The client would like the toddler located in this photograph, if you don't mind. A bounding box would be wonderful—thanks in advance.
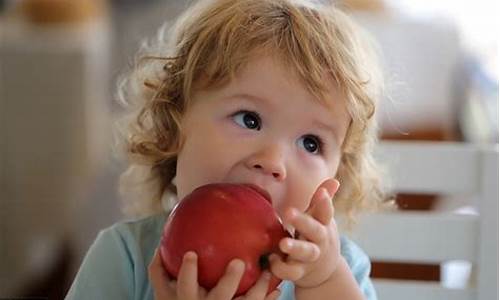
[66,0,386,299]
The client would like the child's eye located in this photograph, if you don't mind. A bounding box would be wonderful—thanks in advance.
[232,110,261,130]
[298,135,323,155]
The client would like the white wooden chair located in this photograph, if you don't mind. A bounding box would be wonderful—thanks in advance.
[350,141,499,300]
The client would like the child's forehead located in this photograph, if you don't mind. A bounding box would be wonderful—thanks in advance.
[228,54,343,106]
[193,52,350,125]
[209,56,348,120]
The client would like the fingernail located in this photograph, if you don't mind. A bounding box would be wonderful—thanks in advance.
[230,259,245,272]
[270,289,281,299]
[281,238,292,250]
[285,224,295,236]
[322,188,332,199]
[184,251,196,261]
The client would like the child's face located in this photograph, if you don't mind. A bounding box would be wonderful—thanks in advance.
[175,55,350,219]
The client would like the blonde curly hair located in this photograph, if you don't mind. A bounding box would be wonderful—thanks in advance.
[115,0,389,223]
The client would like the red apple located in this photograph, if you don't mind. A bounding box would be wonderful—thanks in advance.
[160,183,290,297]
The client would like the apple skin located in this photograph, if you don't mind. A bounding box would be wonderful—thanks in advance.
[160,183,290,297]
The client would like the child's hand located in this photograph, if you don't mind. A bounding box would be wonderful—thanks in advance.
[269,179,341,288]
[148,249,281,300]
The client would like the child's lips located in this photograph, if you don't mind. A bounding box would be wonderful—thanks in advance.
[242,184,272,204]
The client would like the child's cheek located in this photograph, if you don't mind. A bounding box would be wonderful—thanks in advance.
[296,148,326,170]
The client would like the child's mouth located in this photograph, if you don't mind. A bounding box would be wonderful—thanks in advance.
[242,184,272,204]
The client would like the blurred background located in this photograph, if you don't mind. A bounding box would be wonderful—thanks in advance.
[0,0,498,299]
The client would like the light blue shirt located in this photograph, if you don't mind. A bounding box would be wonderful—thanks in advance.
[66,212,376,300]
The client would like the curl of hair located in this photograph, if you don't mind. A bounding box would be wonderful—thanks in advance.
[114,0,392,222]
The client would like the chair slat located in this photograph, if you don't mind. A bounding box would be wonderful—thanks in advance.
[477,149,499,300]
[351,212,478,263]
[359,142,499,300]
[373,279,475,300]
[376,142,480,194]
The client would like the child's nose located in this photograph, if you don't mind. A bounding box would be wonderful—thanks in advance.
[246,146,287,181]
[252,163,285,180]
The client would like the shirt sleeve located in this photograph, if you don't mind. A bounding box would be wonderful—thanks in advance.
[340,236,378,300]
[277,280,295,300]
[65,227,135,300]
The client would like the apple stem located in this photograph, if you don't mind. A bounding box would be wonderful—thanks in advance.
[259,253,270,270]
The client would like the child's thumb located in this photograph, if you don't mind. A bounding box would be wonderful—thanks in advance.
[309,179,340,210]
[307,179,340,224]
[322,178,340,199]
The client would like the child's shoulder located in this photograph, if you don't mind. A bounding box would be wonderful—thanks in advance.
[111,212,168,235]
[93,212,169,264]
[67,213,170,299]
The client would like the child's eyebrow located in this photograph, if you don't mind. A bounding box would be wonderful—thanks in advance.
[312,119,340,142]
[222,92,278,114]
[225,93,270,107]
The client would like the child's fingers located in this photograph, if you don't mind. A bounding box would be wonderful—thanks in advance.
[268,253,305,281]
[285,209,327,245]
[177,251,200,299]
[307,180,339,225]
[233,288,280,300]
[148,248,175,299]
[207,258,245,299]
[279,238,320,262]
[308,188,334,226]
[236,271,272,300]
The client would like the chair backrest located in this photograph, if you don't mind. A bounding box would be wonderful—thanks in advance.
[350,141,499,300]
